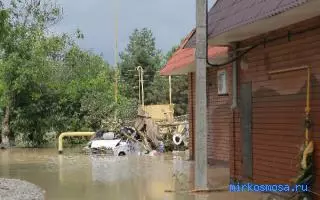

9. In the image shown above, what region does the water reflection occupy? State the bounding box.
[0,149,263,200]
[0,149,194,200]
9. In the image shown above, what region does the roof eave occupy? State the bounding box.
[186,0,320,47]
[160,53,230,76]
[208,0,320,45]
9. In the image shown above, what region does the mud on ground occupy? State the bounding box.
[0,178,45,200]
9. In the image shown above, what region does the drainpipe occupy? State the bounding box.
[231,42,238,183]
[231,43,238,109]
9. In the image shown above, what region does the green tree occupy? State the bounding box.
[119,28,162,105]
[0,0,140,147]
[0,0,63,146]
[57,46,114,131]
[0,8,10,42]
[171,76,188,116]
[147,72,169,104]
[54,45,137,132]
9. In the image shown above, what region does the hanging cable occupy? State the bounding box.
[204,1,259,67]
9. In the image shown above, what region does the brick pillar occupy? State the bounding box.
[188,72,195,160]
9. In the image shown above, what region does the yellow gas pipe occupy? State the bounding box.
[301,66,314,170]
[58,132,95,154]
[305,66,311,145]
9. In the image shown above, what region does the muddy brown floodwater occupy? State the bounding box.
[0,148,265,200]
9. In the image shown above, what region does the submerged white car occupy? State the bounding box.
[85,139,138,156]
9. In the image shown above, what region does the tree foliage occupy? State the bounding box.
[118,29,189,116]
[119,28,163,104]
[0,0,136,147]
[0,0,188,147]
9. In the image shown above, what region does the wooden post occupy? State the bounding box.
[169,75,172,105]
[137,67,141,104]
[141,67,144,107]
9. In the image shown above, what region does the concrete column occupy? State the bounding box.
[195,0,208,190]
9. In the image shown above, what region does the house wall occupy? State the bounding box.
[188,66,232,165]
[231,16,320,194]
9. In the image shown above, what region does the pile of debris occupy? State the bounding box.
[158,122,189,152]
[83,107,189,155]
[134,107,189,152]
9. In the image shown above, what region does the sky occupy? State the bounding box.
[53,0,215,65]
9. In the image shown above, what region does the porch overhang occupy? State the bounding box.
[160,46,229,76]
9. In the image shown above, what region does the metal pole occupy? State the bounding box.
[195,0,208,190]
[136,67,140,105]
[137,66,144,107]
[141,67,144,107]
[169,75,172,105]
[138,69,141,104]
[114,0,119,118]
[231,43,238,109]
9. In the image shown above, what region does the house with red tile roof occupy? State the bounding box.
[161,29,228,76]
[186,0,320,198]
[162,0,320,198]
[161,30,231,165]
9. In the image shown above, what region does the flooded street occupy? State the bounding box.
[0,148,194,200]
[0,149,263,200]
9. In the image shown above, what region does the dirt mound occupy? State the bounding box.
[0,178,45,200]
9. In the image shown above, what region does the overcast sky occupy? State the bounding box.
[53,0,216,65]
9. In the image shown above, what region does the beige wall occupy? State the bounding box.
[142,104,174,121]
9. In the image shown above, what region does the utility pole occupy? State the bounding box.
[195,0,208,190]
[137,66,144,107]
[138,70,141,104]
[141,68,144,107]
[114,0,119,120]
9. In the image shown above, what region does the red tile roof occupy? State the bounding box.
[160,48,194,76]
[160,44,228,76]
[161,29,228,76]
[186,0,309,47]
[160,29,196,76]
